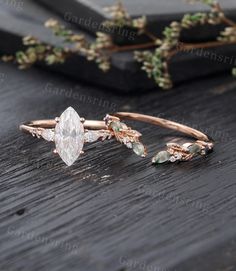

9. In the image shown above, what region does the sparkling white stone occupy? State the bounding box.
[84,130,112,143]
[54,107,84,166]
[84,131,102,143]
[41,129,55,142]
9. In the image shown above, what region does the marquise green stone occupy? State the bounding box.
[189,144,201,154]
[110,121,123,132]
[152,151,170,164]
[132,142,145,157]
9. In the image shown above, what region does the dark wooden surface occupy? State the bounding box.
[0,59,236,271]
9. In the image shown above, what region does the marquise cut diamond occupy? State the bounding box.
[55,107,84,166]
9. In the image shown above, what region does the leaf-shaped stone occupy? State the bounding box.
[55,107,84,166]
[152,151,170,164]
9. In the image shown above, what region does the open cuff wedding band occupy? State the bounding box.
[114,112,214,165]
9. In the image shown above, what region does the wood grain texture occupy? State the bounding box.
[0,1,236,93]
[0,61,236,271]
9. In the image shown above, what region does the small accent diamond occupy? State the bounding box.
[84,131,101,143]
[169,156,176,163]
[41,129,55,142]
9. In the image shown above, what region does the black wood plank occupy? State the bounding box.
[0,3,236,93]
[0,61,236,271]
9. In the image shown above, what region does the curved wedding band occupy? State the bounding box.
[114,112,214,164]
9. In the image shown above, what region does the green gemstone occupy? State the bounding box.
[152,151,170,164]
[132,142,145,157]
[188,144,201,154]
[110,121,123,132]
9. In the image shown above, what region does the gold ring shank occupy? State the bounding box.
[20,119,107,134]
[114,112,211,142]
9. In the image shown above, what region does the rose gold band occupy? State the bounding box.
[114,112,212,142]
[20,119,107,134]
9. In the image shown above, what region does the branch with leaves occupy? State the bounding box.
[1,0,236,89]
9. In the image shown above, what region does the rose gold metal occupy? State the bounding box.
[19,114,144,153]
[114,112,211,142]
[20,112,213,144]
[20,119,107,135]
[114,112,214,163]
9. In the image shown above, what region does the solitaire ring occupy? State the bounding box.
[19,107,146,166]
